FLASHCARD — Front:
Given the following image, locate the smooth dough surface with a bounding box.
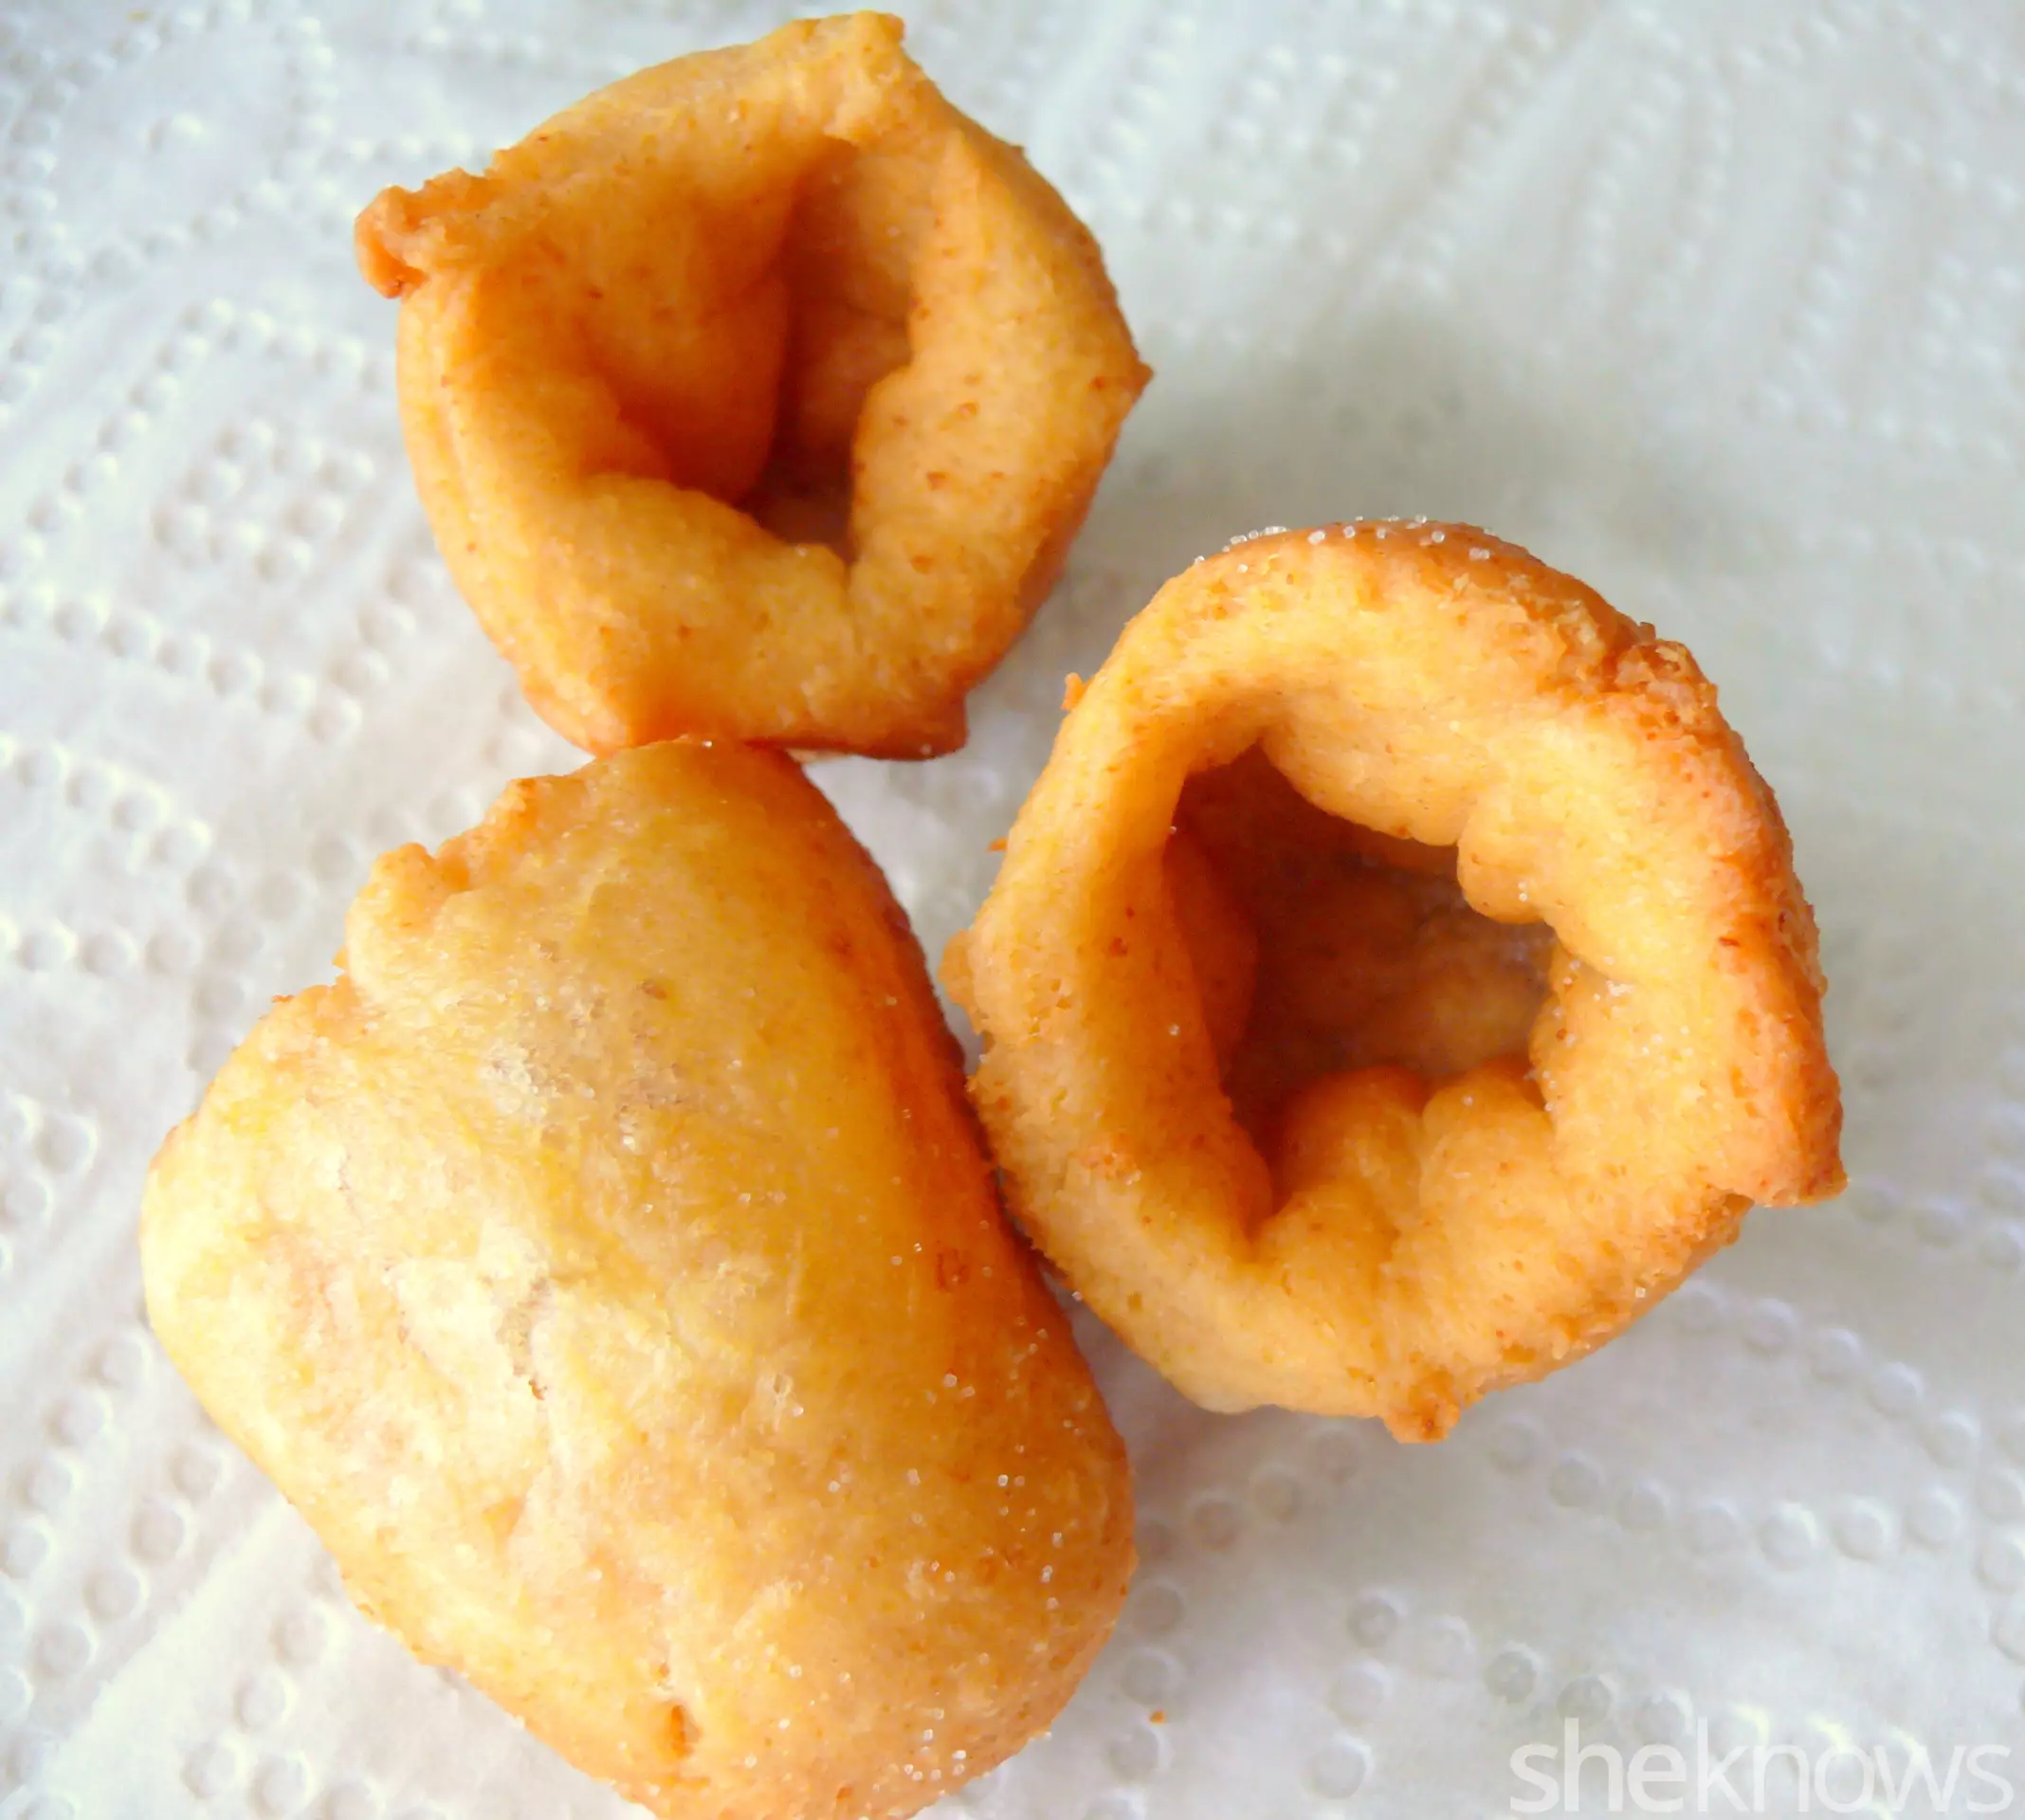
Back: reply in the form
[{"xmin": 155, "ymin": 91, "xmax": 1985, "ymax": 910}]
[
  {"xmin": 947, "ymin": 524, "xmax": 1844, "ymax": 1441},
  {"xmin": 356, "ymin": 12, "xmax": 1149, "ymax": 758},
  {"xmin": 142, "ymin": 742, "xmax": 1132, "ymax": 1820}
]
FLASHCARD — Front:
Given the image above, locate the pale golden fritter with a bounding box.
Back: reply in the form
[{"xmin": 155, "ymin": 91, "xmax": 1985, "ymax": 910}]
[
  {"xmin": 142, "ymin": 742, "xmax": 1132, "ymax": 1820},
  {"xmin": 946, "ymin": 524, "xmax": 1844, "ymax": 1442},
  {"xmin": 356, "ymin": 14, "xmax": 1148, "ymax": 759}
]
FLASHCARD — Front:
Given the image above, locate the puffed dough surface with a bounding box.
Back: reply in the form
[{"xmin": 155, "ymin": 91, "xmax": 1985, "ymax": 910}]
[
  {"xmin": 947, "ymin": 524, "xmax": 1844, "ymax": 1442},
  {"xmin": 143, "ymin": 742, "xmax": 1132, "ymax": 1820},
  {"xmin": 357, "ymin": 13, "xmax": 1148, "ymax": 759}
]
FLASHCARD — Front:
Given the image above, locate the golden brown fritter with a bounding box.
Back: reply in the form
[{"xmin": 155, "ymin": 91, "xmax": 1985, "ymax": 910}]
[
  {"xmin": 357, "ymin": 14, "xmax": 1149, "ymax": 759},
  {"xmin": 143, "ymin": 742, "xmax": 1132, "ymax": 1820},
  {"xmin": 946, "ymin": 523, "xmax": 1843, "ymax": 1442}
]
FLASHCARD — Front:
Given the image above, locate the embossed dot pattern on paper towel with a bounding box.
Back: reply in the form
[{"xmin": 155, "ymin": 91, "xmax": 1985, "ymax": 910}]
[{"xmin": 4, "ymin": 1, "xmax": 2025, "ymax": 1816}]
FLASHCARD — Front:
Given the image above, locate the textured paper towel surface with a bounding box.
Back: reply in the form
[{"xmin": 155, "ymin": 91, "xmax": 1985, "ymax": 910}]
[{"xmin": 3, "ymin": 1, "xmax": 2025, "ymax": 1815}]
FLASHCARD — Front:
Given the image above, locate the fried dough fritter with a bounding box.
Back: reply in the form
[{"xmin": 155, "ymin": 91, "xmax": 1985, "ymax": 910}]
[
  {"xmin": 356, "ymin": 13, "xmax": 1149, "ymax": 759},
  {"xmin": 947, "ymin": 524, "xmax": 1843, "ymax": 1441},
  {"xmin": 142, "ymin": 742, "xmax": 1132, "ymax": 1820}
]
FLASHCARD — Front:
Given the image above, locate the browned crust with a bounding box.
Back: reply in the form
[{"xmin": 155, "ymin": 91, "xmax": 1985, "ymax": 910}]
[
  {"xmin": 143, "ymin": 741, "xmax": 1133, "ymax": 1818},
  {"xmin": 948, "ymin": 522, "xmax": 1844, "ymax": 1440},
  {"xmin": 356, "ymin": 13, "xmax": 1149, "ymax": 760}
]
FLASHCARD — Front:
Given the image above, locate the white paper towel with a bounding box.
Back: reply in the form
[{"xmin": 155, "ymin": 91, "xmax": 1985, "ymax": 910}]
[{"xmin": 3, "ymin": 1, "xmax": 2023, "ymax": 1815}]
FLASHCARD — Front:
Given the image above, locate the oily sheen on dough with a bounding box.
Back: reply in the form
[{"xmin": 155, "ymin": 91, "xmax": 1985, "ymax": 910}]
[{"xmin": 141, "ymin": 741, "xmax": 1132, "ymax": 1820}]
